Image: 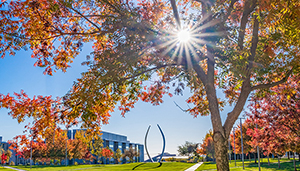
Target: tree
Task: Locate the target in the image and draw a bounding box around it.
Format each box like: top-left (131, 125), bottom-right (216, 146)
top-left (90, 136), bottom-right (104, 163)
top-left (1, 0), bottom-right (299, 170)
top-left (199, 131), bottom-right (215, 161)
top-left (101, 147), bottom-right (114, 164)
top-left (247, 76), bottom-right (300, 169)
top-left (1, 153), bottom-right (7, 166)
top-left (230, 120), bottom-right (255, 161)
top-left (178, 141), bottom-right (199, 157)
top-left (123, 147), bottom-right (137, 163)
top-left (73, 130), bottom-right (95, 163)
top-left (114, 148), bottom-right (122, 164)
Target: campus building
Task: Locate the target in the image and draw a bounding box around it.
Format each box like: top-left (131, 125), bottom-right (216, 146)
top-left (67, 129), bottom-right (144, 162)
top-left (0, 136), bottom-right (9, 151)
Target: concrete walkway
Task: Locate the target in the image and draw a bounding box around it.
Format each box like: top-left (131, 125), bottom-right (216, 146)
top-left (3, 166), bottom-right (25, 171)
top-left (185, 162), bottom-right (203, 171)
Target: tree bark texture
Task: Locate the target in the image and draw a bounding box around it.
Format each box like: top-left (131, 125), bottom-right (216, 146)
top-left (214, 133), bottom-right (230, 171)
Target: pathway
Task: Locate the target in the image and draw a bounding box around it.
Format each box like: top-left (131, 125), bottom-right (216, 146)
top-left (185, 162), bottom-right (203, 171)
top-left (3, 166), bottom-right (25, 171)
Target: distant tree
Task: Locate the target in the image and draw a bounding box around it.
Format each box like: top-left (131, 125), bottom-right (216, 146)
top-left (90, 137), bottom-right (104, 163)
top-left (178, 141), bottom-right (199, 157)
top-left (247, 76), bottom-right (300, 169)
top-left (45, 128), bottom-right (68, 162)
top-left (123, 147), bottom-right (137, 163)
top-left (199, 131), bottom-right (215, 161)
top-left (230, 120), bottom-right (255, 161)
top-left (114, 148), bottom-right (122, 164)
top-left (1, 153), bottom-right (7, 165)
top-left (101, 147), bottom-right (114, 164)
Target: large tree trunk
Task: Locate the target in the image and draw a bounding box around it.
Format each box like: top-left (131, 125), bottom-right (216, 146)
top-left (214, 135), bottom-right (230, 171)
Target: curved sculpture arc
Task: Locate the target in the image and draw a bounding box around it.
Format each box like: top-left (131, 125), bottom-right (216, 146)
top-left (144, 125), bottom-right (153, 162)
top-left (157, 124), bottom-right (166, 163)
top-left (144, 124), bottom-right (166, 163)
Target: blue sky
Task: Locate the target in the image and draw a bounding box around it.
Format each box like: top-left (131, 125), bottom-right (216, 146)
top-left (0, 44), bottom-right (244, 159)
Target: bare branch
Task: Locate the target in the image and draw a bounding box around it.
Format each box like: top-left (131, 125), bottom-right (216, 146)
top-left (251, 69), bottom-right (293, 90)
top-left (173, 101), bottom-right (188, 112)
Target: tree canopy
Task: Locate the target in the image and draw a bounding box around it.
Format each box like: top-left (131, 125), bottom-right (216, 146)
top-left (0, 0), bottom-right (299, 170)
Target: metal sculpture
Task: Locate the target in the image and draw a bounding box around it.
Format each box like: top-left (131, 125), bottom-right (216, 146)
top-left (144, 125), bottom-right (153, 163)
top-left (144, 124), bottom-right (166, 163)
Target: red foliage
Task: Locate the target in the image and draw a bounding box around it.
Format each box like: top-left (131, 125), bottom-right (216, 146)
top-left (246, 76), bottom-right (300, 154)
top-left (1, 153), bottom-right (7, 164)
top-left (101, 148), bottom-right (114, 158)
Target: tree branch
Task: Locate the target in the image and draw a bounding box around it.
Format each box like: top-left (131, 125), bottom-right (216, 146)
top-left (66, 6), bottom-right (102, 31)
top-left (170, 0), bottom-right (181, 29)
top-left (223, 0), bottom-right (238, 20)
top-left (238, 0), bottom-right (257, 50)
top-left (64, 14), bottom-right (117, 18)
top-left (122, 63), bottom-right (178, 81)
top-left (251, 69), bottom-right (293, 90)
top-left (192, 62), bottom-right (208, 87)
top-left (246, 14), bottom-right (259, 75)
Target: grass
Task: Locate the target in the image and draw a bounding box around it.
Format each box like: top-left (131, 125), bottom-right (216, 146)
top-left (9, 162), bottom-right (195, 171)
top-left (197, 158), bottom-right (300, 171)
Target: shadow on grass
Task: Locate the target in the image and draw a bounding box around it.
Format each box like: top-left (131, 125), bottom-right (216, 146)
top-left (132, 163), bottom-right (146, 170)
top-left (132, 162), bottom-right (163, 170)
top-left (236, 161), bottom-right (300, 170)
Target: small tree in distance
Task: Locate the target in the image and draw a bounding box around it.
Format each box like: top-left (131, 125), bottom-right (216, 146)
top-left (230, 120), bottom-right (255, 162)
top-left (123, 147), bottom-right (137, 163)
top-left (101, 147), bottom-right (114, 164)
top-left (178, 141), bottom-right (199, 157)
top-left (114, 148), bottom-right (122, 164)
top-left (199, 130), bottom-right (215, 161)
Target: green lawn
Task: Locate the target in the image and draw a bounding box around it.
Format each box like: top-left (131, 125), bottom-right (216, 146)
top-left (197, 158), bottom-right (300, 171)
top-left (0, 168), bottom-right (11, 171)
top-left (10, 162), bottom-right (195, 171)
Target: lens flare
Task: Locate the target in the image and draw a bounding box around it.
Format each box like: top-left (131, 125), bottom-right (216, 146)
top-left (177, 29), bottom-right (191, 43)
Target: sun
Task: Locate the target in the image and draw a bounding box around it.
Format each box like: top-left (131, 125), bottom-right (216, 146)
top-left (177, 29), bottom-right (191, 43)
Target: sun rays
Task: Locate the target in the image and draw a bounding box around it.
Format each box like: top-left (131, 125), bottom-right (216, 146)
top-left (156, 18), bottom-right (222, 69)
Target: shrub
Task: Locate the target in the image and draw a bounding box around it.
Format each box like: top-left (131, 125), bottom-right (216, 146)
top-left (74, 162), bottom-right (78, 165)
top-left (10, 161), bottom-right (15, 166)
